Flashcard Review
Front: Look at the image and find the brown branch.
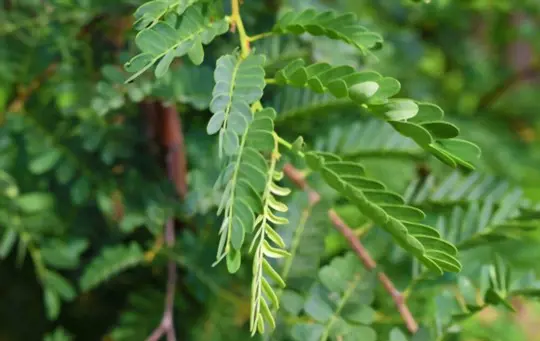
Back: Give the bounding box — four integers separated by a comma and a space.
147, 217, 177, 341
282, 163, 419, 334
146, 104, 187, 341
328, 210, 418, 333
160, 103, 187, 199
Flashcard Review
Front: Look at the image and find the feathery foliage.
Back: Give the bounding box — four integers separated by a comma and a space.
2, 0, 540, 340
304, 150, 461, 274
272, 9, 383, 54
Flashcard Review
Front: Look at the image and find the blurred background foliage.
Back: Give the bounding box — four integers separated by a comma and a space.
1, 0, 540, 340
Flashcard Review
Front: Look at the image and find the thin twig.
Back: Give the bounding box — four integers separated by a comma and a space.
282, 163, 419, 334
147, 217, 177, 341
146, 104, 187, 341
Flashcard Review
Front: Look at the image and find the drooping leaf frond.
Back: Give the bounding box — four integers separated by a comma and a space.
213, 109, 276, 270
274, 59, 481, 169
207, 52, 266, 157
274, 59, 399, 105
249, 135, 291, 335
80, 242, 145, 291
304, 151, 461, 274
272, 9, 383, 54
125, 7, 229, 82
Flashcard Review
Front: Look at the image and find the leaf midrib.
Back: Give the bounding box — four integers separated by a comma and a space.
126, 18, 224, 83
319, 274, 362, 341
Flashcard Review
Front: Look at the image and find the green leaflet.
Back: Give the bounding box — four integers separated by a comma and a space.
274, 59, 480, 169
304, 151, 461, 274
125, 8, 229, 82
79, 242, 145, 291
213, 108, 277, 268
273, 9, 383, 53
211, 105, 286, 335
274, 59, 403, 105
133, 0, 205, 30
208, 52, 266, 157
289, 253, 377, 341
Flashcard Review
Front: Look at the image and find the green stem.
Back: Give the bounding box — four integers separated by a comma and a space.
277, 135, 292, 149
231, 0, 250, 58
265, 78, 277, 84
249, 31, 274, 42
276, 135, 305, 157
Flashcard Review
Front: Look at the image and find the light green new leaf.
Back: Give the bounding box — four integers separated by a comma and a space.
213, 110, 276, 267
